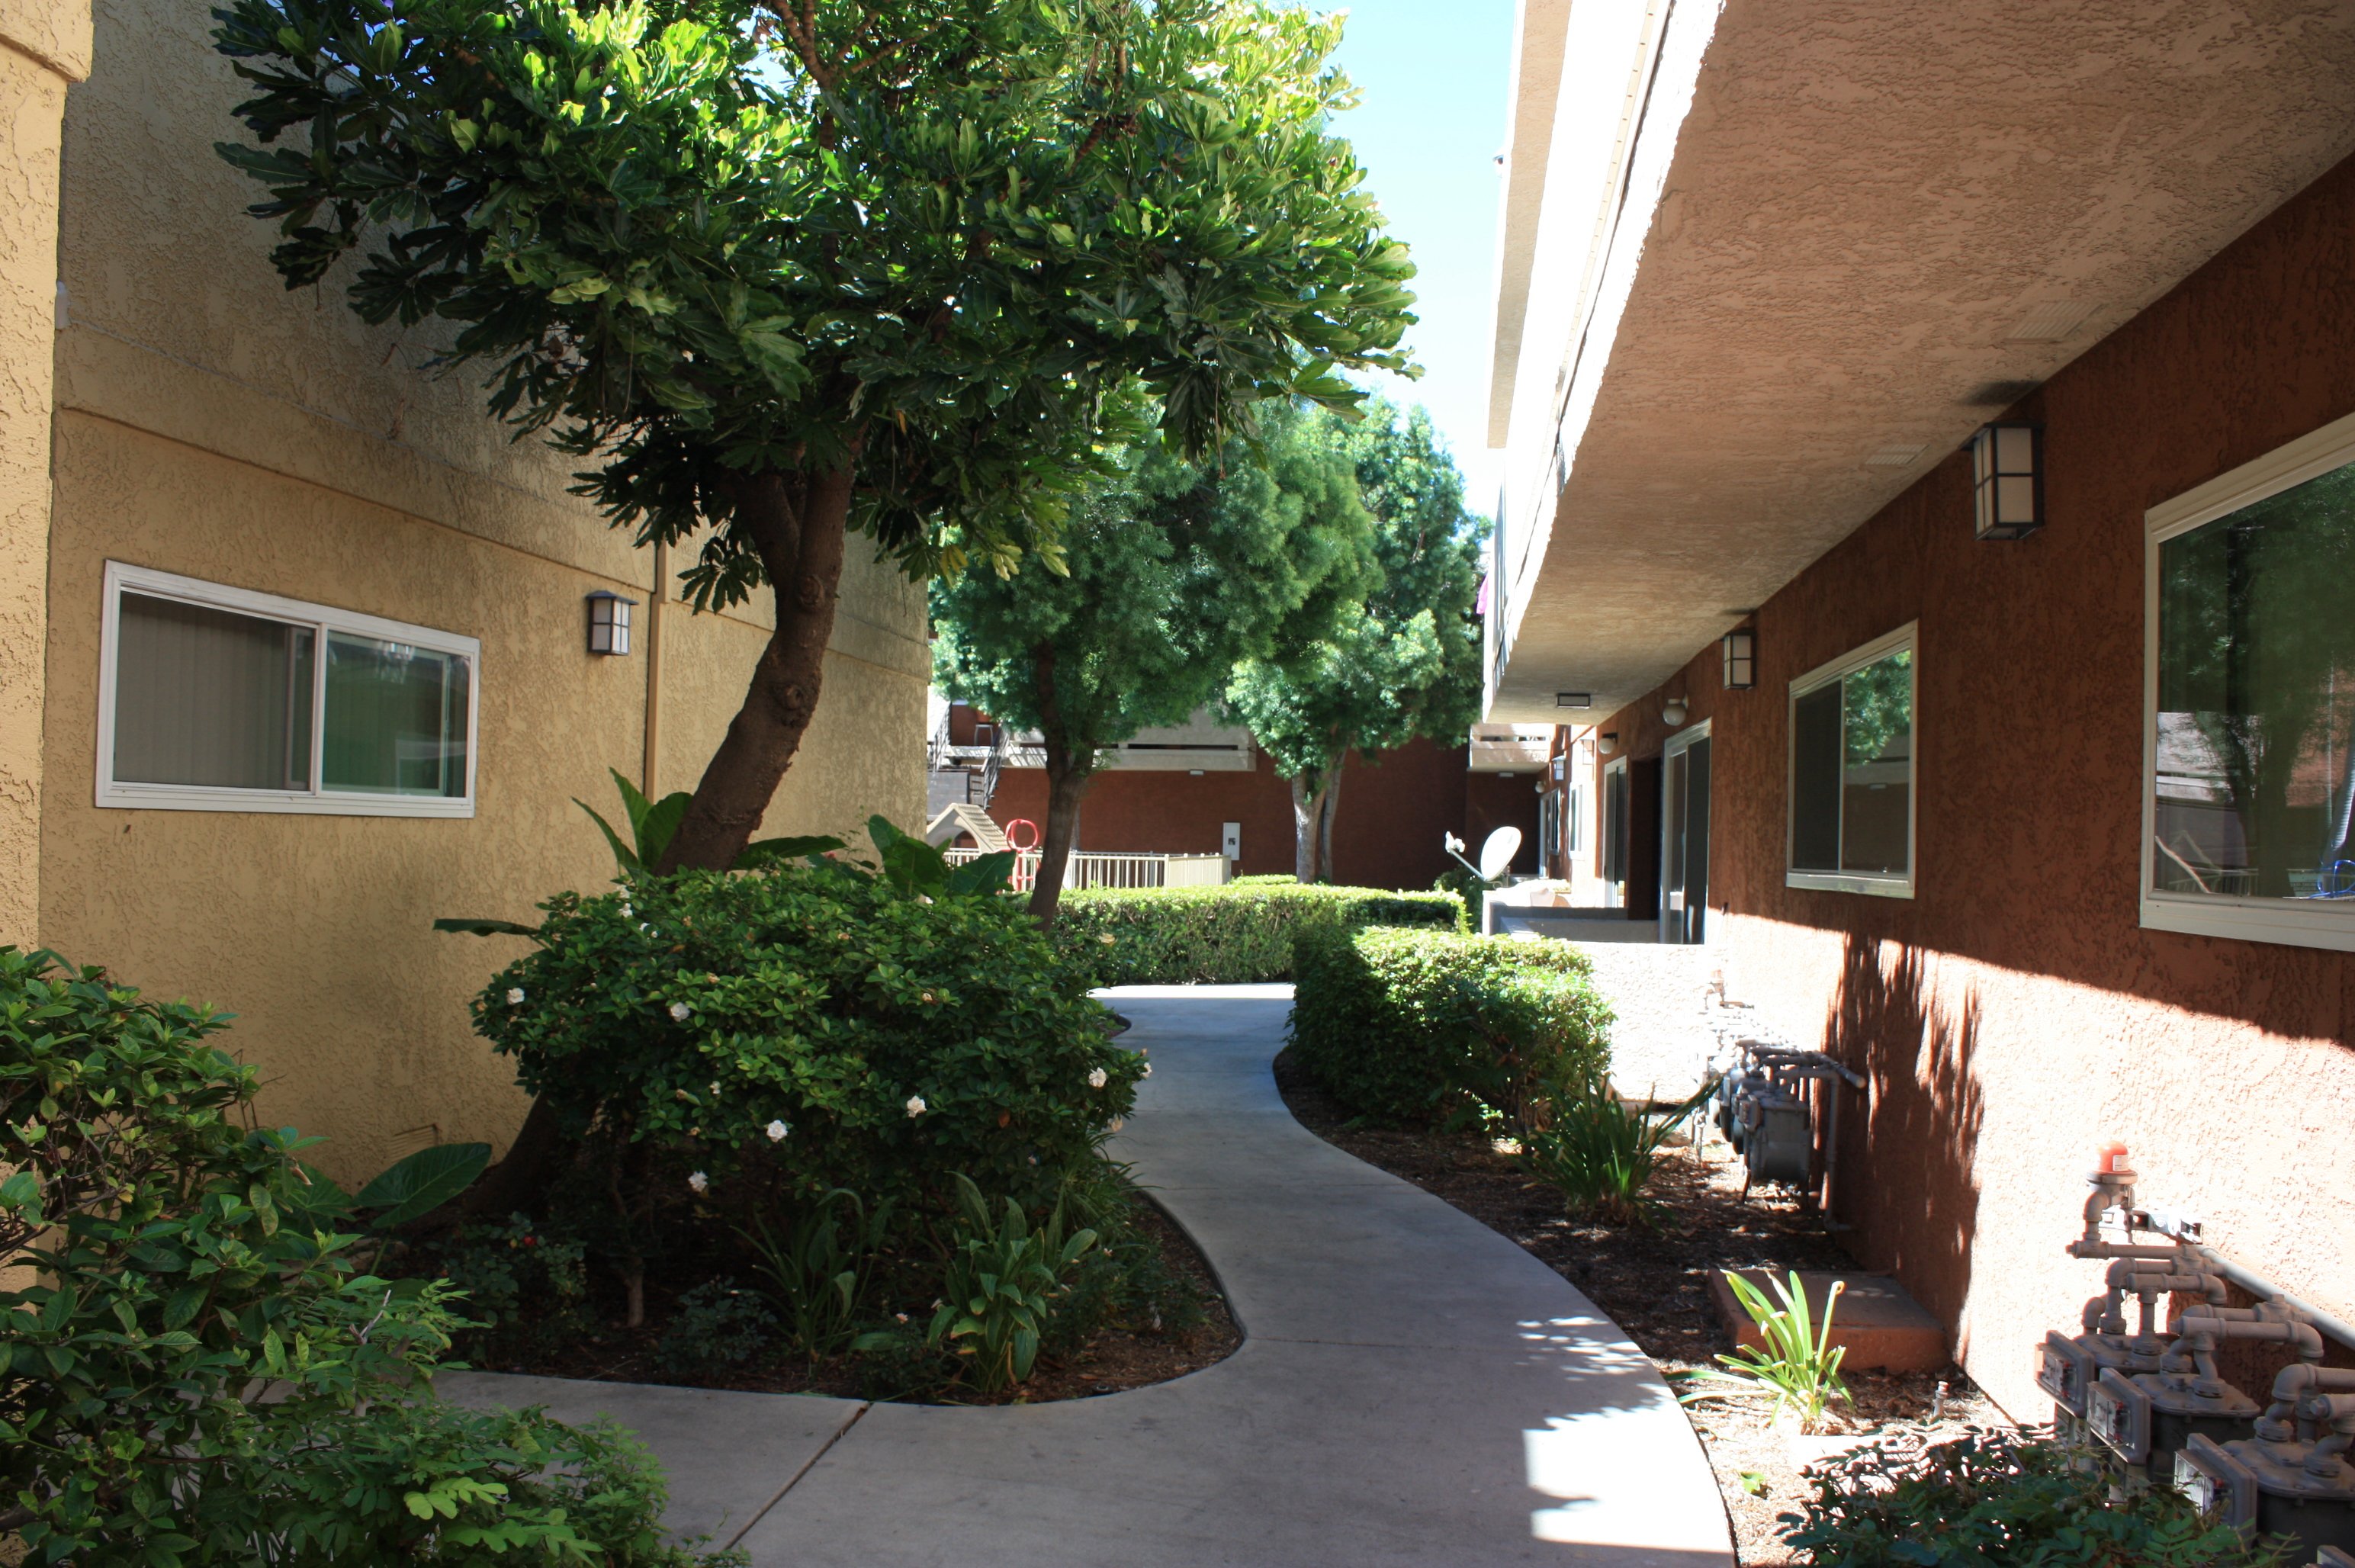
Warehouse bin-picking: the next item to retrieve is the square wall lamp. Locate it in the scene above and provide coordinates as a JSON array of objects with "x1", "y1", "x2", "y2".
[
  {"x1": 1722, "y1": 628, "x2": 1756, "y2": 690},
  {"x1": 586, "y1": 590, "x2": 638, "y2": 655},
  {"x1": 1971, "y1": 422, "x2": 2043, "y2": 541}
]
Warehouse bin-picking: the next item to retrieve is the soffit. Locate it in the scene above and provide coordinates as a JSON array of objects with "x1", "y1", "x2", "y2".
[{"x1": 1491, "y1": 0, "x2": 2355, "y2": 721}]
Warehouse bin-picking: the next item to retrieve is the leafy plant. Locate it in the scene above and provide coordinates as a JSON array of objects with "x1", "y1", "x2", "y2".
[
  {"x1": 1681, "y1": 1270, "x2": 1851, "y2": 1432},
  {"x1": 0, "y1": 946, "x2": 727, "y2": 1564},
  {"x1": 927, "y1": 1175, "x2": 1098, "y2": 1395},
  {"x1": 433, "y1": 1212, "x2": 593, "y2": 1363},
  {"x1": 1777, "y1": 1427, "x2": 2292, "y2": 1566},
  {"x1": 1289, "y1": 924, "x2": 1611, "y2": 1123},
  {"x1": 581, "y1": 768, "x2": 845, "y2": 877},
  {"x1": 743, "y1": 1188, "x2": 895, "y2": 1361},
  {"x1": 657, "y1": 1278, "x2": 779, "y2": 1377},
  {"x1": 467, "y1": 863, "x2": 1139, "y2": 1321},
  {"x1": 1056, "y1": 882, "x2": 1467, "y2": 985},
  {"x1": 287, "y1": 1140, "x2": 493, "y2": 1235},
  {"x1": 1521, "y1": 1073, "x2": 1718, "y2": 1224}
]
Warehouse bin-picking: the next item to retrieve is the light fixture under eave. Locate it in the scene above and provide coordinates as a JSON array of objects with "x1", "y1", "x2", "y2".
[
  {"x1": 1722, "y1": 628, "x2": 1756, "y2": 690},
  {"x1": 1661, "y1": 697, "x2": 1689, "y2": 728},
  {"x1": 1556, "y1": 691, "x2": 1592, "y2": 708},
  {"x1": 1597, "y1": 731, "x2": 1619, "y2": 757},
  {"x1": 586, "y1": 590, "x2": 638, "y2": 655},
  {"x1": 1971, "y1": 422, "x2": 2043, "y2": 541}
]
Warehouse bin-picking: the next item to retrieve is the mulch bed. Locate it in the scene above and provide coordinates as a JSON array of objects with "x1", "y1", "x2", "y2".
[
  {"x1": 451, "y1": 1195, "x2": 1241, "y2": 1406},
  {"x1": 1270, "y1": 1046, "x2": 2007, "y2": 1566}
]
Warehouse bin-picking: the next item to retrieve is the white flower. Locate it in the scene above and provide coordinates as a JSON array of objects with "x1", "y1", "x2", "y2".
[
  {"x1": 1088, "y1": 1068, "x2": 1108, "y2": 1090},
  {"x1": 506, "y1": 988, "x2": 526, "y2": 1005},
  {"x1": 618, "y1": 901, "x2": 633, "y2": 917},
  {"x1": 687, "y1": 1171, "x2": 708, "y2": 1194},
  {"x1": 1142, "y1": 1063, "x2": 1152, "y2": 1078},
  {"x1": 905, "y1": 1095, "x2": 927, "y2": 1117},
  {"x1": 669, "y1": 1001, "x2": 692, "y2": 1023},
  {"x1": 766, "y1": 1120, "x2": 790, "y2": 1142},
  {"x1": 1107, "y1": 1117, "x2": 1124, "y2": 1133},
  {"x1": 708, "y1": 1081, "x2": 721, "y2": 1097}
]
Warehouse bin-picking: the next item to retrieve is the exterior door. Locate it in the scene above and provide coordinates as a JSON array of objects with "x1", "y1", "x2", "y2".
[
  {"x1": 1601, "y1": 756, "x2": 1629, "y2": 909},
  {"x1": 1660, "y1": 724, "x2": 1712, "y2": 943}
]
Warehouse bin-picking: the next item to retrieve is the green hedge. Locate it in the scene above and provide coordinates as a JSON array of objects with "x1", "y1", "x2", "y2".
[
  {"x1": 1290, "y1": 925, "x2": 1611, "y2": 1124},
  {"x1": 1057, "y1": 883, "x2": 1467, "y2": 985}
]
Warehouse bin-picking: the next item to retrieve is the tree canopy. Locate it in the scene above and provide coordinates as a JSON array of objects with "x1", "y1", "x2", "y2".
[
  {"x1": 930, "y1": 400, "x2": 1373, "y2": 917},
  {"x1": 1224, "y1": 400, "x2": 1483, "y2": 880},
  {"x1": 213, "y1": 0, "x2": 1418, "y2": 869}
]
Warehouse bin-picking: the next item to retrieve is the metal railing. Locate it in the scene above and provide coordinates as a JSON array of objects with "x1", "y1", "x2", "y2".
[{"x1": 944, "y1": 848, "x2": 1229, "y2": 892}]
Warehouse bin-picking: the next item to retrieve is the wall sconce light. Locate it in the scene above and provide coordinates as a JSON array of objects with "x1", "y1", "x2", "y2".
[
  {"x1": 1556, "y1": 692, "x2": 1592, "y2": 709},
  {"x1": 1722, "y1": 628, "x2": 1756, "y2": 690},
  {"x1": 1661, "y1": 696, "x2": 1689, "y2": 728},
  {"x1": 586, "y1": 590, "x2": 638, "y2": 655},
  {"x1": 1597, "y1": 731, "x2": 1620, "y2": 756},
  {"x1": 1970, "y1": 422, "x2": 2043, "y2": 541}
]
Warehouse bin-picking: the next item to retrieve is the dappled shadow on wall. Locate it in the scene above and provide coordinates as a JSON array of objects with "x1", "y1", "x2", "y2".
[{"x1": 1821, "y1": 934, "x2": 1986, "y2": 1344}]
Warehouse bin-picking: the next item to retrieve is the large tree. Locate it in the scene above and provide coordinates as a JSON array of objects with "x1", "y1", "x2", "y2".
[
  {"x1": 1225, "y1": 401, "x2": 1483, "y2": 881},
  {"x1": 212, "y1": 0, "x2": 1415, "y2": 1207},
  {"x1": 931, "y1": 400, "x2": 1373, "y2": 921},
  {"x1": 211, "y1": 0, "x2": 1417, "y2": 875}
]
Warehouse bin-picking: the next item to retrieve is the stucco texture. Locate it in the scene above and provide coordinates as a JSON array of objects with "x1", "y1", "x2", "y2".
[
  {"x1": 38, "y1": 0, "x2": 925, "y2": 1181},
  {"x1": 1588, "y1": 152, "x2": 2355, "y2": 1418},
  {"x1": 0, "y1": 0, "x2": 85, "y2": 946}
]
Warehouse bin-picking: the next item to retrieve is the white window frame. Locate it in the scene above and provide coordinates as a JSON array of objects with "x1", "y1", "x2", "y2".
[
  {"x1": 2141, "y1": 408, "x2": 2355, "y2": 953},
  {"x1": 98, "y1": 561, "x2": 480, "y2": 818},
  {"x1": 1785, "y1": 622, "x2": 1917, "y2": 898}
]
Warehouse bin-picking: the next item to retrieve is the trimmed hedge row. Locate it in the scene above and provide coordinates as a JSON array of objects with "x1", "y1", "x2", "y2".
[
  {"x1": 1290, "y1": 925, "x2": 1612, "y2": 1124},
  {"x1": 1058, "y1": 883, "x2": 1467, "y2": 985}
]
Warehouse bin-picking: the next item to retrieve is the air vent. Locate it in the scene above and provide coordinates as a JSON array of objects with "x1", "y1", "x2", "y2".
[
  {"x1": 1865, "y1": 444, "x2": 1927, "y2": 468},
  {"x1": 2007, "y1": 300, "x2": 2092, "y2": 342}
]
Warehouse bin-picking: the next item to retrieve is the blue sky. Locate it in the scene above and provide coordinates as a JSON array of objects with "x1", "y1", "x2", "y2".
[{"x1": 1323, "y1": 1, "x2": 1515, "y2": 509}]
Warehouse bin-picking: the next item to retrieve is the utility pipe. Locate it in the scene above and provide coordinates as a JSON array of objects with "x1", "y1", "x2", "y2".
[{"x1": 2192, "y1": 1245, "x2": 2355, "y2": 1359}]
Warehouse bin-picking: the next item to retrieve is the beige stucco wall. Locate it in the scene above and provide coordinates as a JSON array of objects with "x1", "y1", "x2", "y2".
[
  {"x1": 39, "y1": 0, "x2": 924, "y2": 1182},
  {"x1": 0, "y1": 0, "x2": 87, "y2": 946}
]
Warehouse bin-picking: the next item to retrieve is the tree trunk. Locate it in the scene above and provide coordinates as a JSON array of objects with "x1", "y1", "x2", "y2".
[
  {"x1": 1026, "y1": 646, "x2": 1095, "y2": 924},
  {"x1": 468, "y1": 466, "x2": 852, "y2": 1219},
  {"x1": 1290, "y1": 772, "x2": 1330, "y2": 883},
  {"x1": 658, "y1": 465, "x2": 855, "y2": 874},
  {"x1": 1317, "y1": 764, "x2": 1344, "y2": 883}
]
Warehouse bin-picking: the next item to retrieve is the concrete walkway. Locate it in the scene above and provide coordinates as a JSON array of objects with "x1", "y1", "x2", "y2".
[{"x1": 442, "y1": 985, "x2": 1733, "y2": 1566}]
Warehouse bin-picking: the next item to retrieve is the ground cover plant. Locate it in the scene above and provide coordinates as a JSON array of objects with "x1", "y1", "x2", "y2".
[
  {"x1": 1681, "y1": 1271, "x2": 1852, "y2": 1434},
  {"x1": 0, "y1": 946, "x2": 732, "y2": 1566},
  {"x1": 1521, "y1": 1072, "x2": 1719, "y2": 1224},
  {"x1": 1778, "y1": 1426, "x2": 2292, "y2": 1566},
  {"x1": 1289, "y1": 924, "x2": 1609, "y2": 1124},
  {"x1": 1056, "y1": 882, "x2": 1465, "y2": 985}
]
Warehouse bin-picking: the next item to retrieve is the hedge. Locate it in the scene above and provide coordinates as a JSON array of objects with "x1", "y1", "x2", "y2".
[
  {"x1": 1057, "y1": 883, "x2": 1467, "y2": 985},
  {"x1": 1290, "y1": 925, "x2": 1612, "y2": 1124}
]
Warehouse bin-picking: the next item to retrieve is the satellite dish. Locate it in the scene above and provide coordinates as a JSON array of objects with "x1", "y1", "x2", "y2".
[{"x1": 1476, "y1": 826, "x2": 1522, "y2": 882}]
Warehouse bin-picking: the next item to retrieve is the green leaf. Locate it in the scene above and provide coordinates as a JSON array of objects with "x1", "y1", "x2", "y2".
[
  {"x1": 352, "y1": 1142, "x2": 490, "y2": 1228},
  {"x1": 574, "y1": 796, "x2": 641, "y2": 873},
  {"x1": 733, "y1": 834, "x2": 848, "y2": 871}
]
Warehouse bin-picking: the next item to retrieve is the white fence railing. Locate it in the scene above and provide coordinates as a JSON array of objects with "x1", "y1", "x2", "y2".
[{"x1": 945, "y1": 848, "x2": 1229, "y2": 892}]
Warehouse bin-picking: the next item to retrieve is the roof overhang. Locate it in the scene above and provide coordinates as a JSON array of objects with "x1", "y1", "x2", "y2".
[{"x1": 1485, "y1": 0, "x2": 2355, "y2": 722}]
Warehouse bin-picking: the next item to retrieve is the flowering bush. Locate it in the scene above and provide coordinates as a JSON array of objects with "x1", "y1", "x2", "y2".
[
  {"x1": 471, "y1": 866, "x2": 1143, "y2": 1224},
  {"x1": 0, "y1": 946, "x2": 731, "y2": 1565}
]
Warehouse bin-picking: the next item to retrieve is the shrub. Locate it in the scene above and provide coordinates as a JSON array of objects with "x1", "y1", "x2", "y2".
[
  {"x1": 1057, "y1": 882, "x2": 1467, "y2": 985},
  {"x1": 1289, "y1": 926, "x2": 1611, "y2": 1123},
  {"x1": 435, "y1": 1211, "x2": 593, "y2": 1363},
  {"x1": 926, "y1": 1175, "x2": 1097, "y2": 1395},
  {"x1": 468, "y1": 866, "x2": 1142, "y2": 1309},
  {"x1": 0, "y1": 946, "x2": 729, "y2": 1566},
  {"x1": 1778, "y1": 1427, "x2": 2291, "y2": 1566},
  {"x1": 657, "y1": 1279, "x2": 778, "y2": 1377}
]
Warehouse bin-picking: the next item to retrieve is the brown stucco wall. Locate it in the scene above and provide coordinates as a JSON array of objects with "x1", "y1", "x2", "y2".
[
  {"x1": 0, "y1": 0, "x2": 87, "y2": 945},
  {"x1": 980, "y1": 736, "x2": 1515, "y2": 890},
  {"x1": 36, "y1": 0, "x2": 925, "y2": 1183},
  {"x1": 1588, "y1": 151, "x2": 2355, "y2": 1417}
]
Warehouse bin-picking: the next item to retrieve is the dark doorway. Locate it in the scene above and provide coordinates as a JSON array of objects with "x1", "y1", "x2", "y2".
[
  {"x1": 1663, "y1": 733, "x2": 1712, "y2": 943},
  {"x1": 1624, "y1": 756, "x2": 1663, "y2": 921}
]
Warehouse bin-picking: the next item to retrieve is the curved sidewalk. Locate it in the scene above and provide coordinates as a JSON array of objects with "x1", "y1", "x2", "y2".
[{"x1": 444, "y1": 985, "x2": 1733, "y2": 1566}]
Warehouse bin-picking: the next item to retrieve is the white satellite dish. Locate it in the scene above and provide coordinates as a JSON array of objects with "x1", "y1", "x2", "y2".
[{"x1": 1476, "y1": 826, "x2": 1522, "y2": 882}]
